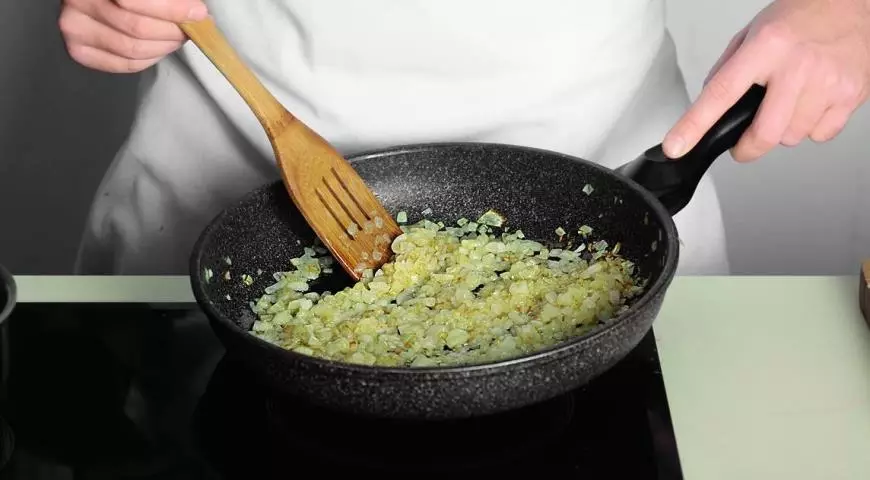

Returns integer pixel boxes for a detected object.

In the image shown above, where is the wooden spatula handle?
[179,18,294,136]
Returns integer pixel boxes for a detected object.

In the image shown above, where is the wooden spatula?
[179,18,402,280]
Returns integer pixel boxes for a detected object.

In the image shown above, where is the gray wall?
[667,1,870,275]
[0,0,137,274]
[1,0,869,275]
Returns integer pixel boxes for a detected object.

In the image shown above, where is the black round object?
[189,87,765,420]
[0,263,16,470]
[0,263,16,398]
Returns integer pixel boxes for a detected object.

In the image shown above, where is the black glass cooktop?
[0,303,683,479]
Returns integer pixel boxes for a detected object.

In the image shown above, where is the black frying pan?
[190,85,766,420]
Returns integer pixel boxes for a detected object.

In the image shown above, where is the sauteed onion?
[248,211,643,368]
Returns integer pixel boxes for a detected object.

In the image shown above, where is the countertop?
[11,275,870,480]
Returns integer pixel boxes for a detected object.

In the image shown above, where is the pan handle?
[615,84,766,216]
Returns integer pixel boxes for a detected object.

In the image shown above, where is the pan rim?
[190,141,679,377]
[0,264,16,326]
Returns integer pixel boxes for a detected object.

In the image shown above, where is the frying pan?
[190,85,766,420]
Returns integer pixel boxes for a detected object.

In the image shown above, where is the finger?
[60,9,181,60]
[66,0,186,41]
[705,27,748,85]
[780,76,830,146]
[731,56,810,162]
[663,38,775,158]
[66,43,160,73]
[113,0,208,24]
[809,102,855,143]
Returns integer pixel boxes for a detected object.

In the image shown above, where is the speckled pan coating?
[190,142,679,420]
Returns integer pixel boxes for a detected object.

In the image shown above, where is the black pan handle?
[615,84,766,216]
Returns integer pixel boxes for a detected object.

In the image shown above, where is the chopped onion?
[477,209,506,227]
[248,213,644,368]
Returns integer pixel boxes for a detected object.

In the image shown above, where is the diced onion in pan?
[248,212,644,368]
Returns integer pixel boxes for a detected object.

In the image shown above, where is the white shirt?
[74,0,730,275]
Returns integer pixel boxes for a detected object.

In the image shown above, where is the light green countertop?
[12,275,870,479]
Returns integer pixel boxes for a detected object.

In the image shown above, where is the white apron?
[74,0,730,276]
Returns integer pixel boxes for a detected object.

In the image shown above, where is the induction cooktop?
[0,303,682,479]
